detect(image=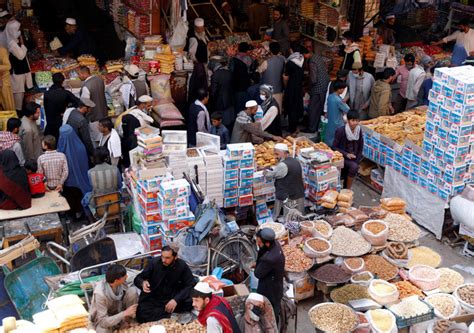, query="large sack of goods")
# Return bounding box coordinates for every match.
[321,190,338,209]
[152,103,184,128]
[150,74,173,104]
